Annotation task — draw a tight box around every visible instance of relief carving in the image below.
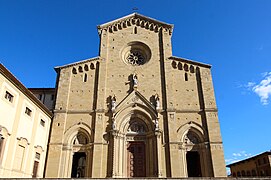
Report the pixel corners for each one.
[211,144,222,150]
[208,113,217,118]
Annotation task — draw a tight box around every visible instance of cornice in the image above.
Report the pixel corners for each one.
[168,56,211,68]
[0,64,53,118]
[54,56,101,71]
[97,13,173,34]
[165,108,218,113]
[53,109,106,114]
[226,151,271,167]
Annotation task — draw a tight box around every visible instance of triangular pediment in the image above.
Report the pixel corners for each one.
[98,13,173,34]
[115,90,156,114]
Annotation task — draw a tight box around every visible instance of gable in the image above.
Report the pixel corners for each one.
[115,90,156,115]
[98,13,173,35]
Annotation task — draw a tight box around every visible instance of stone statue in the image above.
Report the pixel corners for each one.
[111,95,116,111]
[155,94,160,110]
[155,119,159,130]
[133,73,138,87]
[112,117,116,130]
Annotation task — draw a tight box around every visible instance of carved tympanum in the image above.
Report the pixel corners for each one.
[128,121,146,133]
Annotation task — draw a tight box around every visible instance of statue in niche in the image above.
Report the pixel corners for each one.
[155,93,160,110]
[111,95,117,111]
[133,73,138,87]
[155,119,159,130]
[112,117,116,130]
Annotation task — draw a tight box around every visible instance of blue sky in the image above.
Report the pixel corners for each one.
[1,0,270,174]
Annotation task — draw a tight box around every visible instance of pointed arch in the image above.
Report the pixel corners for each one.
[110,99,159,178]
[176,122,212,177]
[64,122,92,145]
[177,121,206,143]
[117,109,154,134]
[115,105,156,131]
[61,122,93,178]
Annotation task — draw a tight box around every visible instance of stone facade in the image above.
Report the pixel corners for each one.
[45,13,226,178]
[29,88,55,111]
[227,151,271,177]
[0,64,53,178]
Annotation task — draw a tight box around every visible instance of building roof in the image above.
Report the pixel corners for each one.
[55,14,211,71]
[168,56,211,68]
[97,13,173,34]
[0,64,53,118]
[28,88,55,92]
[54,56,101,71]
[227,151,271,167]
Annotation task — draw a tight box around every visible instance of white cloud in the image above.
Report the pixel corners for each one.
[232,153,241,157]
[226,151,253,165]
[225,158,239,164]
[246,82,256,89]
[261,72,269,77]
[245,72,271,105]
[226,151,253,175]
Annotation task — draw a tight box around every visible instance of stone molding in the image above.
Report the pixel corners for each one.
[98,13,173,34]
[54,56,101,70]
[169,56,211,68]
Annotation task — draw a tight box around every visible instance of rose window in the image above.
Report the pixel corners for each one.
[126,51,145,65]
[121,41,151,66]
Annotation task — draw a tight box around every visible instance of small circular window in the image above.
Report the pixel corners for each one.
[126,51,145,65]
[121,41,151,66]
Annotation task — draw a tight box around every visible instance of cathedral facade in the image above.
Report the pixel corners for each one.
[45,13,226,178]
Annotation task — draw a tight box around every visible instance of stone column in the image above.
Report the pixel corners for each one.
[155,130,163,177]
[91,113,106,178]
[111,130,118,178]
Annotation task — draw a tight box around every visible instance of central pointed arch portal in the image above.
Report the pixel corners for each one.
[110,107,161,178]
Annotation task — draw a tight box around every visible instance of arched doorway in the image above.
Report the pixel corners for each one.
[184,130,203,177]
[68,129,92,178]
[177,122,213,177]
[62,126,93,178]
[71,152,86,177]
[126,120,147,177]
[111,111,158,178]
[186,151,201,177]
[127,141,146,177]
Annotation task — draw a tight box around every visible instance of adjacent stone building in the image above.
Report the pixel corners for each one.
[0,64,53,178]
[45,13,226,178]
[29,88,55,111]
[227,151,271,177]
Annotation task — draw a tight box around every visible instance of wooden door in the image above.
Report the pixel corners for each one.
[127,141,146,177]
[32,161,39,177]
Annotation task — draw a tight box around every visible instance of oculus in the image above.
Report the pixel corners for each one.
[126,51,145,65]
[121,41,151,66]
